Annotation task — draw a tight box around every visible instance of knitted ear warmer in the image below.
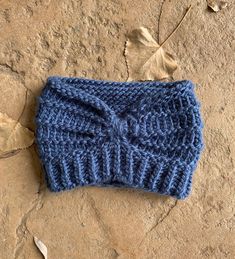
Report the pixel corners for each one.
[35,76,203,199]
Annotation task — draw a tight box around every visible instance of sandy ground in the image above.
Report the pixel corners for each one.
[0,0,234,258]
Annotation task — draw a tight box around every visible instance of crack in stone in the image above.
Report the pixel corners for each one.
[0,63,35,96]
[13,179,45,259]
[13,199,37,258]
[85,191,121,257]
[138,200,178,247]
[85,191,112,239]
[0,63,20,75]
[149,200,178,232]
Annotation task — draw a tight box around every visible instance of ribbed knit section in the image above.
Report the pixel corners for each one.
[35,76,204,199]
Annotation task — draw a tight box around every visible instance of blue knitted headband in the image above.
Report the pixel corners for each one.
[35,76,203,199]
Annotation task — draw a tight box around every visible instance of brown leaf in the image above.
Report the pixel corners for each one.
[124,27,178,81]
[0,112,34,156]
[207,0,228,12]
[34,236,48,259]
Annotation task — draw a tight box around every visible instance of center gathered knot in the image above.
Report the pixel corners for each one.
[110,116,128,139]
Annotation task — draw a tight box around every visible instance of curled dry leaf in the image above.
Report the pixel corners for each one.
[207,0,228,12]
[124,27,178,81]
[0,112,34,157]
[34,236,48,259]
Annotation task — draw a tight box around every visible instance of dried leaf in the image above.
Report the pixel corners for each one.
[34,236,48,259]
[0,112,34,156]
[124,27,178,81]
[207,0,228,12]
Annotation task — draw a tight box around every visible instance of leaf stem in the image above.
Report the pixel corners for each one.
[160,5,192,47]
[158,0,166,44]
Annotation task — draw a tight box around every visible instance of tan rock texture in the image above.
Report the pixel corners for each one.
[0,0,234,258]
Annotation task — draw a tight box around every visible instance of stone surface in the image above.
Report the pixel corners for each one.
[0,0,234,258]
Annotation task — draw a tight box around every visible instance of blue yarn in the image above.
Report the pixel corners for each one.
[35,76,204,199]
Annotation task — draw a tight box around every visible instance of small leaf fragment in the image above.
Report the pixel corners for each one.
[0,112,34,156]
[34,236,48,259]
[124,27,178,81]
[207,0,228,12]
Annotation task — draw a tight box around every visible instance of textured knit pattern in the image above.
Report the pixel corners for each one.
[35,76,204,199]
